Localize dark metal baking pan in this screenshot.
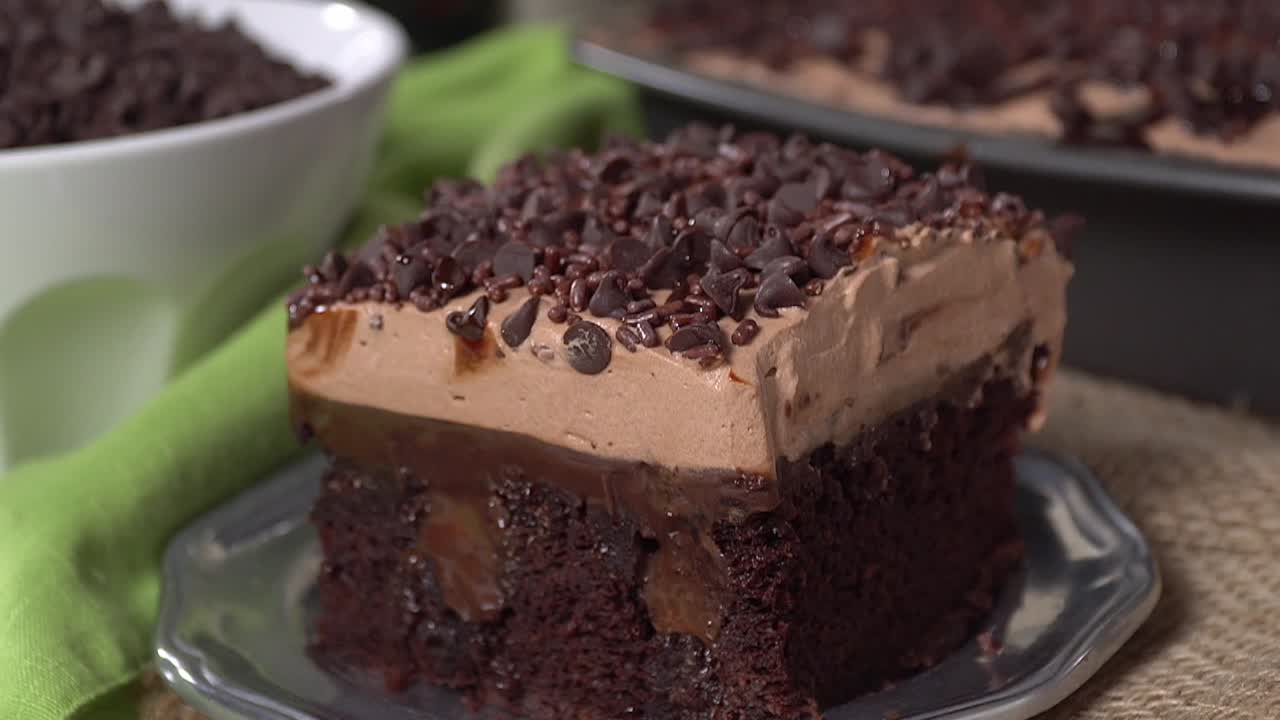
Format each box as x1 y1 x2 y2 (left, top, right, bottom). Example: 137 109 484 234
575 40 1280 205
573 34 1280 417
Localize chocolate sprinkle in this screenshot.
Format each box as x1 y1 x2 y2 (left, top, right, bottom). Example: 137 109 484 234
288 125 1063 371
731 319 761 346
563 321 613 374
446 296 489 342
615 325 641 353
501 297 541 348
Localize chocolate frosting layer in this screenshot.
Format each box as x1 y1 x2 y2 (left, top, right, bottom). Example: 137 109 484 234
288 229 1070 473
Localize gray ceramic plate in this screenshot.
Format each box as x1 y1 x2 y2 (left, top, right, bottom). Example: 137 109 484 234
156 450 1159 720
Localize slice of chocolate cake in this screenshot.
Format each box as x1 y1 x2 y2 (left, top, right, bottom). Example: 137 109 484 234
286 125 1074 720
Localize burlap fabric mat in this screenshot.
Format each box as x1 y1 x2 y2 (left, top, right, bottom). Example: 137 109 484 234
142 369 1280 719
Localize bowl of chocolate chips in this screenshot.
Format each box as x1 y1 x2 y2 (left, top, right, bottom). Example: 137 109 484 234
0 0 406 469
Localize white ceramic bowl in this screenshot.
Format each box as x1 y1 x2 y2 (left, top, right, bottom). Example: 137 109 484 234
0 0 407 469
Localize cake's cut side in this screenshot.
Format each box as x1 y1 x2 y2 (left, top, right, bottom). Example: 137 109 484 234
308 369 1032 720
287 126 1074 719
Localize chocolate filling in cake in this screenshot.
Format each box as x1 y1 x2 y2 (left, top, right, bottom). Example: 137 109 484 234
287 125 1074 719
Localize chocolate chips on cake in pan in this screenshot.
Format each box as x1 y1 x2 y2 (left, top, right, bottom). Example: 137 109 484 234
0 0 330 150
651 0 1280 147
289 125 1065 373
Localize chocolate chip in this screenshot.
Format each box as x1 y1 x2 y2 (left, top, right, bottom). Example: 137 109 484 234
753 271 807 317
775 180 821 214
744 227 794 270
446 296 489 342
635 192 664 217
563 321 613 374
588 271 628 318
337 261 377 296
521 188 554 220
709 239 744 274
761 255 809 282
767 195 805 227
844 156 896 201
731 319 760 346
580 216 614 248
595 152 633 183
639 246 685 289
643 215 675 250
807 232 851 279
666 322 727 352
701 268 751 315
501 296 540 348
604 236 652 273
727 214 762 250
318 251 348 282
391 255 431 297
547 303 569 324
712 207 751 241
451 237 498 274
432 256 467 297
493 241 537 281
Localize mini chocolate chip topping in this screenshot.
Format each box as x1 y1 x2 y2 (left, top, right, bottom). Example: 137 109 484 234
446 296 489 343
288 125 1065 374
588 271 629 318
563 321 613 375
501 297 541 348
493 241 538 281
650 1 1280 146
754 271 808 318
0 0 330 150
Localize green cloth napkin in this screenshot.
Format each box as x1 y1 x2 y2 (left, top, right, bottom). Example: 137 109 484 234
0 26 641 720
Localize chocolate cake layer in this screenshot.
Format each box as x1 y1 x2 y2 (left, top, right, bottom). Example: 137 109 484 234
294 388 778 641
309 371 1032 719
